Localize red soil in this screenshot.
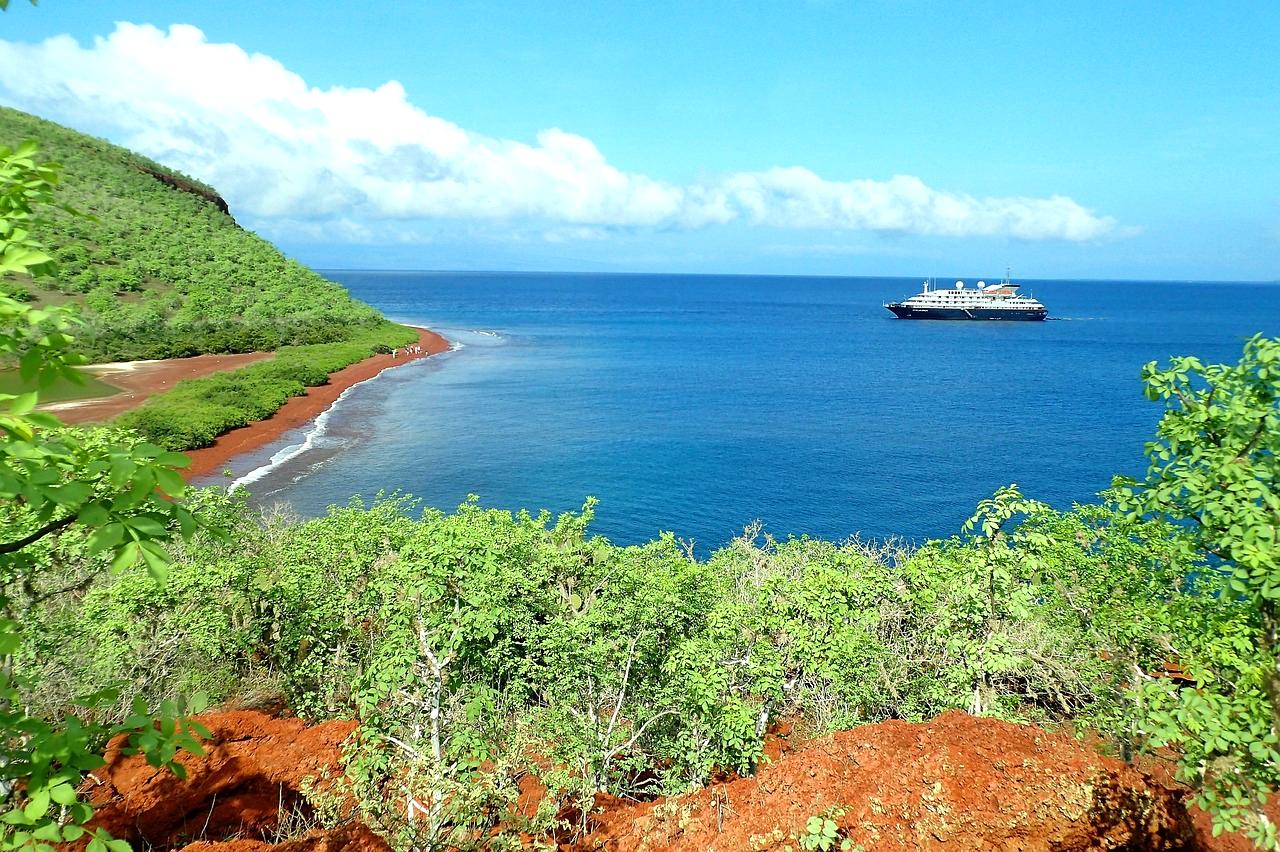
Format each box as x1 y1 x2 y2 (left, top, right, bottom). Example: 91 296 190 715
43 351 274 424
39 328 446 481
1130 748 1280 852
79 709 1273 851
577 711 1198 851
182 327 448 480
177 823 384 849
82 710 380 851
177 822 388 852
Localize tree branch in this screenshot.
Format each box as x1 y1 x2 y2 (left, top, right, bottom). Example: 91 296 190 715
24 570 100 606
0 513 76 554
1234 417 1269 463
604 709 679 763
603 633 642 751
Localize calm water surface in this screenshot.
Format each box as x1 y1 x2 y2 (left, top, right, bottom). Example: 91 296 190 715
209 273 1280 548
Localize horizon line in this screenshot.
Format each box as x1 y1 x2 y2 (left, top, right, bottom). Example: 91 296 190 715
313 267 1280 286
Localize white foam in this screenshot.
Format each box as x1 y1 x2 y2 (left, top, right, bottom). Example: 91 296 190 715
228 367 388 490
227 342 463 492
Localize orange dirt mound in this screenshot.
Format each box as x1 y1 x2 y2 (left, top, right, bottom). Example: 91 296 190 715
82 710 386 852
76 708 1267 851
176 822 387 852
575 710 1197 851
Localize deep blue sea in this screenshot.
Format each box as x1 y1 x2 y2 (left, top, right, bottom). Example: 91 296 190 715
207 273 1280 549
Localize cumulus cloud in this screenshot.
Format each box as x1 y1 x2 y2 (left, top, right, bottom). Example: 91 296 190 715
0 23 1119 241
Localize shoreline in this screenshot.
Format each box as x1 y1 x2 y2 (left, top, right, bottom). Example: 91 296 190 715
181 327 449 480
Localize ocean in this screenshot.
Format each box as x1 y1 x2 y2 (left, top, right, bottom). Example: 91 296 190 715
209 272 1280 549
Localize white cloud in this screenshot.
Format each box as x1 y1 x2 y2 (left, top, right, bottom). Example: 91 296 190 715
0 23 1120 241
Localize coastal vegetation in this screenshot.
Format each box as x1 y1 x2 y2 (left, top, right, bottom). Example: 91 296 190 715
1 150 209 848
114 326 415 450
0 108 416 452
0 107 388 364
2 113 1278 849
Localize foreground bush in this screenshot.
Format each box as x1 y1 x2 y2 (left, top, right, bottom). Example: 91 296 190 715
17 485 1196 847
1118 334 1280 848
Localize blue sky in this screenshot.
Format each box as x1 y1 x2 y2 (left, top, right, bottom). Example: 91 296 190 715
1 1 1277 280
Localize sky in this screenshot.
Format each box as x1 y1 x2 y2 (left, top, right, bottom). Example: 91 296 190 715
0 1 1277 280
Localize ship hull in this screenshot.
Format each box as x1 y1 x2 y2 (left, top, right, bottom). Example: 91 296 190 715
886 304 1046 321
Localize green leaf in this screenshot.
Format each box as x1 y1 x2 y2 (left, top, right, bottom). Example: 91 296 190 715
78 501 109 527
2 809 33 826
110 540 140 572
48 782 77 806
33 821 63 842
8 390 37 415
124 515 167 537
49 480 92 506
154 467 187 497
86 522 125 555
23 788 50 819
138 539 171 581
156 451 191 469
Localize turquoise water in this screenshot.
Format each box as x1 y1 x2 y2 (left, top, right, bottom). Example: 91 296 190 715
213 273 1280 547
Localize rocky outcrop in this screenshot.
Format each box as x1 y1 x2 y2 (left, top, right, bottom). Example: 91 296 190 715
136 161 234 219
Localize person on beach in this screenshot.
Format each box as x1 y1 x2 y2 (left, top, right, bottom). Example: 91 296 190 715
392 348 398 358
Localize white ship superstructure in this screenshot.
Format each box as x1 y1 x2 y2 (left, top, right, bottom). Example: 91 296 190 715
885 270 1047 321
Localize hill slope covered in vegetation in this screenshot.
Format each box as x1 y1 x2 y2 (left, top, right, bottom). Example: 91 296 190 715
0 107 386 361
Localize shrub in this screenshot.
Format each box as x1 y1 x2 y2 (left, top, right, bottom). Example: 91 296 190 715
114 323 416 450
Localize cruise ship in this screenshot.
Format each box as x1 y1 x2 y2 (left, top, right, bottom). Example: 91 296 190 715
885 271 1047 321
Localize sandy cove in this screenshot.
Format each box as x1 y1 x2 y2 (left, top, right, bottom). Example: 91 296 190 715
45 352 276 424
180 327 450 480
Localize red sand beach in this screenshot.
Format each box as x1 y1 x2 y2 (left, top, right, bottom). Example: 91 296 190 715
44 351 275 424
182 327 449 480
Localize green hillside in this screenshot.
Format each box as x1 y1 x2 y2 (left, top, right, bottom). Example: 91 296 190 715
0 107 386 362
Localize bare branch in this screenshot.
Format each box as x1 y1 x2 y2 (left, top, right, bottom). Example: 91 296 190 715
605 709 679 763
386 734 430 762
23 570 101 607
603 633 642 751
